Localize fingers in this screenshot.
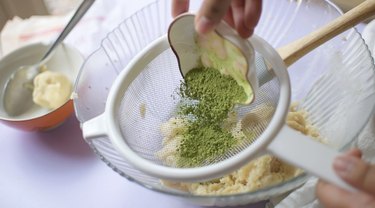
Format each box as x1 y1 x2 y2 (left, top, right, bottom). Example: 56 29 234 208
195 0 232 34
223 7 235 28
194 0 262 38
316 180 355 208
345 148 362 158
316 180 375 208
172 0 190 18
316 149 375 208
231 0 252 38
333 152 375 195
244 0 262 37
231 0 262 38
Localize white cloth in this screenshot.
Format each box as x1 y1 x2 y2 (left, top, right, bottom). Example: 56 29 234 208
0 0 154 58
267 22 375 208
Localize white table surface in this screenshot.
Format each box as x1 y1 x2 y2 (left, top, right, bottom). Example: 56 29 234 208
0 0 267 207
0 115 266 208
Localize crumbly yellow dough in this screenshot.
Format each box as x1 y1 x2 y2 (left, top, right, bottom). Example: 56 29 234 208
158 102 325 195
33 71 72 110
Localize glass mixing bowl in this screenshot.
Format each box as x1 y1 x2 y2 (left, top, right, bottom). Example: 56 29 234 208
73 0 375 206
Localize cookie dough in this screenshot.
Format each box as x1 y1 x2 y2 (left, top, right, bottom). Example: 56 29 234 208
157 103 325 195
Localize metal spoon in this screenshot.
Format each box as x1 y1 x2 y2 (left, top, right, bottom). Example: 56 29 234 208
3 0 95 116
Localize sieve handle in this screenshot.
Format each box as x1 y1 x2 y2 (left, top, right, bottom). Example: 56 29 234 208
81 114 108 141
267 125 357 192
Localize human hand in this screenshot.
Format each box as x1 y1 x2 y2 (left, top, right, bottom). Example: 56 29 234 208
316 148 375 208
172 0 262 38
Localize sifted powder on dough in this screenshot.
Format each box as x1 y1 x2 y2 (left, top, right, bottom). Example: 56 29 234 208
156 102 325 195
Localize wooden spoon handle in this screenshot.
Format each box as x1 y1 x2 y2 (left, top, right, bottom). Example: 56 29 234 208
277 0 375 67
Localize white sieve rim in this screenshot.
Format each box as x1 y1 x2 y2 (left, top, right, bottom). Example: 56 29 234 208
86 34 291 182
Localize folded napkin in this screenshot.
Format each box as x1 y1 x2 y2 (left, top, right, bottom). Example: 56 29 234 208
266 21 375 208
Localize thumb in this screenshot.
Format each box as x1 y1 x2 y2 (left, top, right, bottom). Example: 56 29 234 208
172 0 190 18
333 153 375 195
195 0 231 34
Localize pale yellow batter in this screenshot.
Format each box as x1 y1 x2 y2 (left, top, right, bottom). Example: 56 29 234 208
33 70 72 110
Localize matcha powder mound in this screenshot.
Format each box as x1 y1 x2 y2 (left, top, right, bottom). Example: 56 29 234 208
177 67 246 167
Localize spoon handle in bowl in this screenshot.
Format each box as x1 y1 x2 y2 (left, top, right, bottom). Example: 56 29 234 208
277 0 375 67
41 0 96 61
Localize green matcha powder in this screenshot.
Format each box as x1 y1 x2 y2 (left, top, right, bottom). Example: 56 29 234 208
176 67 246 167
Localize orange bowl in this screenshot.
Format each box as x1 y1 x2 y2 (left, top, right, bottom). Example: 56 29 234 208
0 43 84 131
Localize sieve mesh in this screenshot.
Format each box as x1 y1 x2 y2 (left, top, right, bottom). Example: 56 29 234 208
117 47 280 168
